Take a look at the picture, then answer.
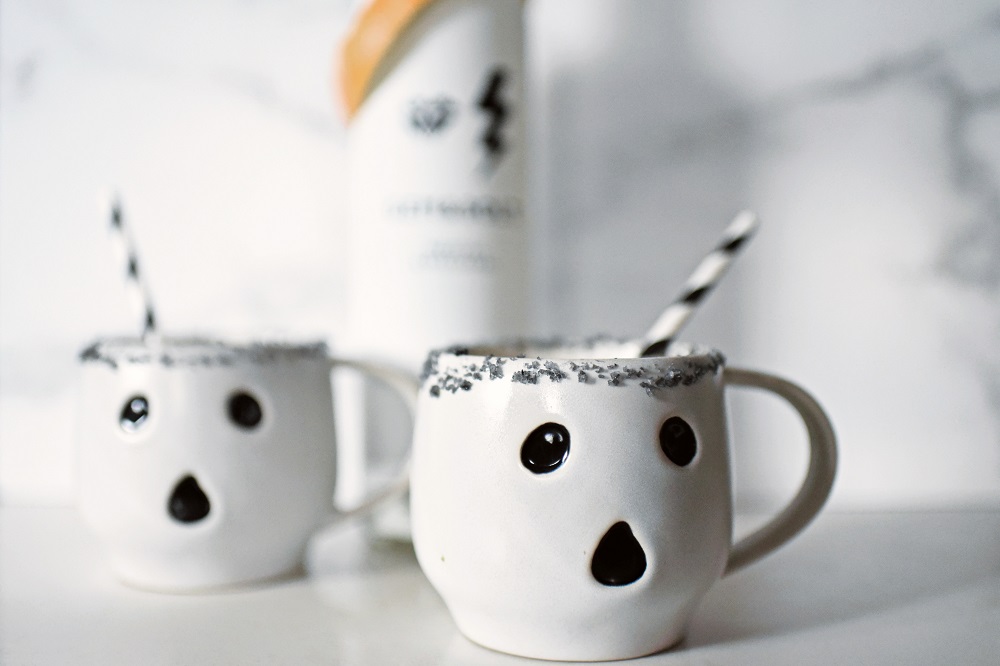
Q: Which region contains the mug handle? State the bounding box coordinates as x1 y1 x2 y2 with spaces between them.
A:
326 357 420 520
722 367 837 575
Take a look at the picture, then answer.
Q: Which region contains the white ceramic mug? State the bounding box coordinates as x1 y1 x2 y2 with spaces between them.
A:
77 337 417 592
410 339 837 661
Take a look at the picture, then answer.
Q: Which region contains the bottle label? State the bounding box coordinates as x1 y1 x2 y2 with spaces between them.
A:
346 0 528 366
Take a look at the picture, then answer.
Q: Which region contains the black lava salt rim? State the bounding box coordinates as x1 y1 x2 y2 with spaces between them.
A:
421 337 725 398
79 337 329 370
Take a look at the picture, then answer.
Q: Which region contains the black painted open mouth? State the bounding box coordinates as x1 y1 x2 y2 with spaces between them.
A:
591 521 647 586
168 475 211 524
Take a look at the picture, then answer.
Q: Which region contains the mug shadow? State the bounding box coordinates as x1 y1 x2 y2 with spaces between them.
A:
305 519 433 611
680 511 999 649
112 563 310 596
304 519 457 662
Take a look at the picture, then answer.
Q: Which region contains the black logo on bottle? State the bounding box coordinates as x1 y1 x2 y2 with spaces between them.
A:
409 96 457 134
476 67 510 167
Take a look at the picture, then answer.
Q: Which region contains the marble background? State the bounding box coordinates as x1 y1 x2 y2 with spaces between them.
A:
1 0 997 508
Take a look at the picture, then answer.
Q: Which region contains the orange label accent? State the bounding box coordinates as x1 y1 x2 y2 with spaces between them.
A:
338 0 437 121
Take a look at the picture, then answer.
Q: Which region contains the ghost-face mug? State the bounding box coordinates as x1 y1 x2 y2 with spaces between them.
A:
77 337 416 592
410 340 837 661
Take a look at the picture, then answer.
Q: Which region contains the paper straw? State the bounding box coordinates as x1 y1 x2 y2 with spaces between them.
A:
639 211 760 357
103 193 159 341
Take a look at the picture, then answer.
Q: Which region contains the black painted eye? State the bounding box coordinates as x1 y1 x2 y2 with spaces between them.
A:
227 392 262 429
521 422 570 474
659 416 696 466
120 395 149 432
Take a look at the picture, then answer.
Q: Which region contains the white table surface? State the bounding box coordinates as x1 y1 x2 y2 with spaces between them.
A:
2 506 998 665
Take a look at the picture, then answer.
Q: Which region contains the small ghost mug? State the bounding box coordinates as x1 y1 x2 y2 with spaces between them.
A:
411 339 836 661
77 337 417 592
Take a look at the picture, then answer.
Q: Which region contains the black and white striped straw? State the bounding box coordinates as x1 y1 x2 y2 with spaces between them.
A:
104 193 159 341
639 210 760 357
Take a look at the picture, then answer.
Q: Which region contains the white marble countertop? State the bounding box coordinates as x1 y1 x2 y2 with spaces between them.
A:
2 506 997 665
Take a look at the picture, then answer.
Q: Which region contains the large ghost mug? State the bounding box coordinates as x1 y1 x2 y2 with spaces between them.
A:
77 337 417 592
411 339 836 661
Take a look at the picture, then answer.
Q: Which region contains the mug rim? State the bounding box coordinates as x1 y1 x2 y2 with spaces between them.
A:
79 336 329 369
421 337 726 398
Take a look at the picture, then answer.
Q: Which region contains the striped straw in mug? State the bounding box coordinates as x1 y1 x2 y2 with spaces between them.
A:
640 211 760 357
103 193 158 341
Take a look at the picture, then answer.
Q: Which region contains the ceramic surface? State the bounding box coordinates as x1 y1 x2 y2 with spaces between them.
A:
77 337 414 592
410 339 836 661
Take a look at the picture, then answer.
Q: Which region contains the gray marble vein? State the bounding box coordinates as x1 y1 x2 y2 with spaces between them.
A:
3 0 342 139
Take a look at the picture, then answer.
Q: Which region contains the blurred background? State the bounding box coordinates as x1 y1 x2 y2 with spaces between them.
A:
1 0 998 510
